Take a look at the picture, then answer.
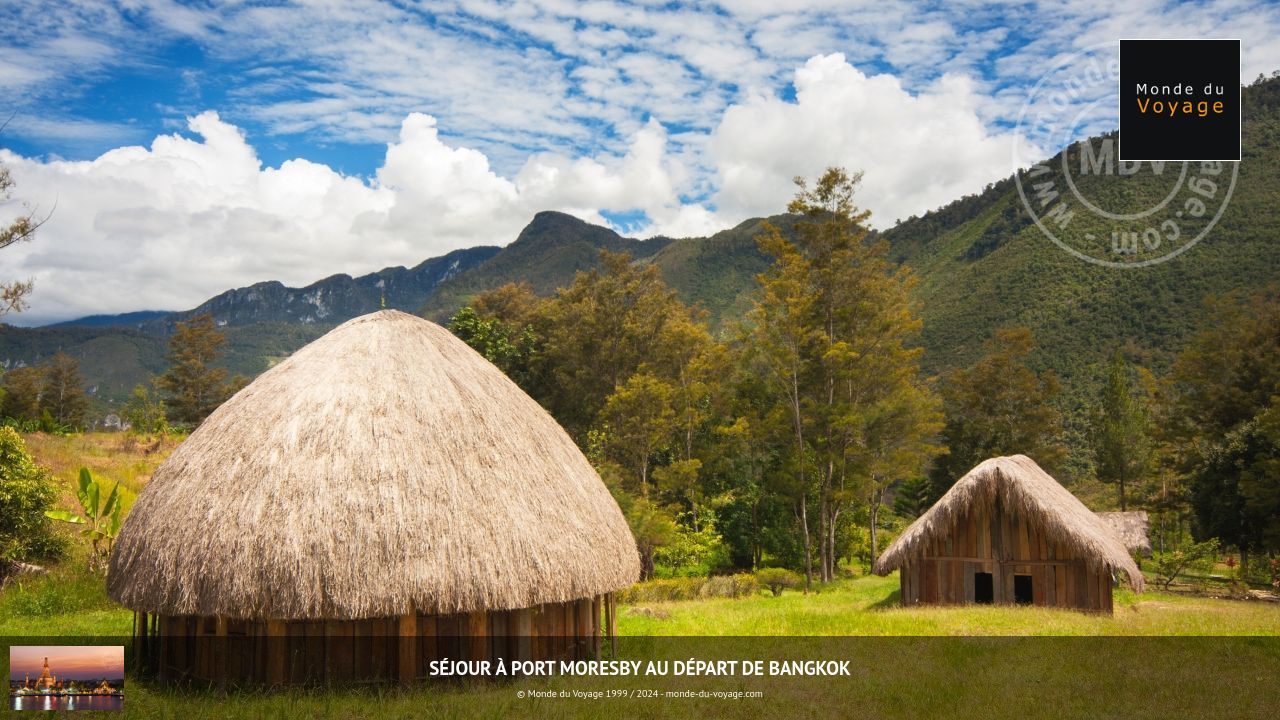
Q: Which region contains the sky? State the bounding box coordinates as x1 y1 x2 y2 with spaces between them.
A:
1 1 1279 325
9 645 124 682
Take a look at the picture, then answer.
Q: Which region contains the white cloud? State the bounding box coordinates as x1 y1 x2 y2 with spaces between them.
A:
709 54 1040 227
0 110 708 324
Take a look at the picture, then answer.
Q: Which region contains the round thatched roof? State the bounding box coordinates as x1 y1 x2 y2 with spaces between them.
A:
108 310 640 620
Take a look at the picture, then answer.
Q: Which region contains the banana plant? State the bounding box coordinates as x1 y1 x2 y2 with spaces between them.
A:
45 468 123 571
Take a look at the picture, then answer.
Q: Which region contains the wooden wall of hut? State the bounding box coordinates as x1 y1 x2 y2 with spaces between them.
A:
896 504 1115 613
132 595 617 687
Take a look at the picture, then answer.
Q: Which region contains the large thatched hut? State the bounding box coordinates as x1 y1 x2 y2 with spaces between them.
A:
874 455 1142 613
108 310 640 685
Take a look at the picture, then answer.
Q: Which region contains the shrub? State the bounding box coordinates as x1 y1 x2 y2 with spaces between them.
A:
1153 538 1220 591
755 567 802 597
698 573 759 599
0 428 65 579
653 521 732 578
616 573 759 604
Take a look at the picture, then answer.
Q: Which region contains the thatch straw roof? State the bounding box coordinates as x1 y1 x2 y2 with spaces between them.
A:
874 455 1143 591
1096 511 1152 556
108 310 640 620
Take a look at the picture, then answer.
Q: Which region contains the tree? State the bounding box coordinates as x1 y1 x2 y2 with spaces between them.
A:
892 476 934 519
1090 351 1154 510
40 352 88 430
1167 290 1280 569
448 282 544 389
0 427 63 581
121 383 168 435
0 158 42 317
539 252 686 436
1 366 44 422
157 313 235 426
929 326 1066 500
600 372 677 498
747 168 942 586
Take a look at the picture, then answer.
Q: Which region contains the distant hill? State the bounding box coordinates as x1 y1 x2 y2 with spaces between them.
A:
1 246 499 409
418 211 672 320
7 75 1279 433
49 310 173 329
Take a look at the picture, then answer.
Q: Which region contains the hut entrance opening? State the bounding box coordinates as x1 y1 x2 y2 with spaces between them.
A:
974 572 994 604
1014 574 1033 604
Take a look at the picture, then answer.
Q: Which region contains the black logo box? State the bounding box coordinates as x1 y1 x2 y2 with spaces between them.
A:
1119 39 1241 161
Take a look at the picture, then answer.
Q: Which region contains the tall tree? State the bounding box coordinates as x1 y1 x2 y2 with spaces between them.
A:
929 326 1066 500
539 252 684 436
599 372 677 498
448 282 544 389
1168 290 1280 568
157 313 234 426
1 366 44 421
748 168 942 585
1090 351 1153 510
41 352 88 429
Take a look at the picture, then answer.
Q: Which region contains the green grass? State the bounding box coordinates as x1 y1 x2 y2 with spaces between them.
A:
23 431 181 517
617 574 1280 636
5 432 1277 717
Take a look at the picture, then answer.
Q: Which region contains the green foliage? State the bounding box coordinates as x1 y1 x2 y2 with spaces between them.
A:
0 427 64 576
40 352 89 430
754 567 802 596
1089 352 1154 510
122 383 169 435
1168 290 1280 560
1 353 89 431
157 313 236 426
1 365 44 421
44 467 122 572
653 519 731 578
929 326 1066 500
1 566 114 617
615 573 759 604
1153 538 1221 591
891 476 933 519
747 167 942 585
601 373 676 497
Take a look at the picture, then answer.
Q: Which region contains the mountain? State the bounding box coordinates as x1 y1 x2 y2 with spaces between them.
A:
419 211 672 320
50 310 173 329
0 245 499 409
885 76 1280 389
8 75 1280 430
149 245 499 332
873 75 1280 480
419 211 792 328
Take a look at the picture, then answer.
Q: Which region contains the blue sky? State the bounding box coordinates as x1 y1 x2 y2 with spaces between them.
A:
2 1 1278 324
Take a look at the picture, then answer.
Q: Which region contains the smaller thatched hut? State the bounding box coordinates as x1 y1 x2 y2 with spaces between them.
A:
874 455 1142 613
1096 511 1152 556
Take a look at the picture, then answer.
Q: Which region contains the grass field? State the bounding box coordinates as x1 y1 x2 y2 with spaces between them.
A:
4 433 1279 717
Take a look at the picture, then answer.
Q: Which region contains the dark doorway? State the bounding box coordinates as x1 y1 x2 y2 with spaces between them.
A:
974 572 994 604
1014 574 1033 604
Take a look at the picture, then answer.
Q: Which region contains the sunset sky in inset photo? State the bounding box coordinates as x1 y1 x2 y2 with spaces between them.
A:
9 646 124 682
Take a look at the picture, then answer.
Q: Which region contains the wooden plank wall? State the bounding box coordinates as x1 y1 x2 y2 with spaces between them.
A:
898 505 1115 613
149 595 606 687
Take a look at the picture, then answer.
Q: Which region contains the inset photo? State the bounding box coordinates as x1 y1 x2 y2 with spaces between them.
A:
8 646 123 712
